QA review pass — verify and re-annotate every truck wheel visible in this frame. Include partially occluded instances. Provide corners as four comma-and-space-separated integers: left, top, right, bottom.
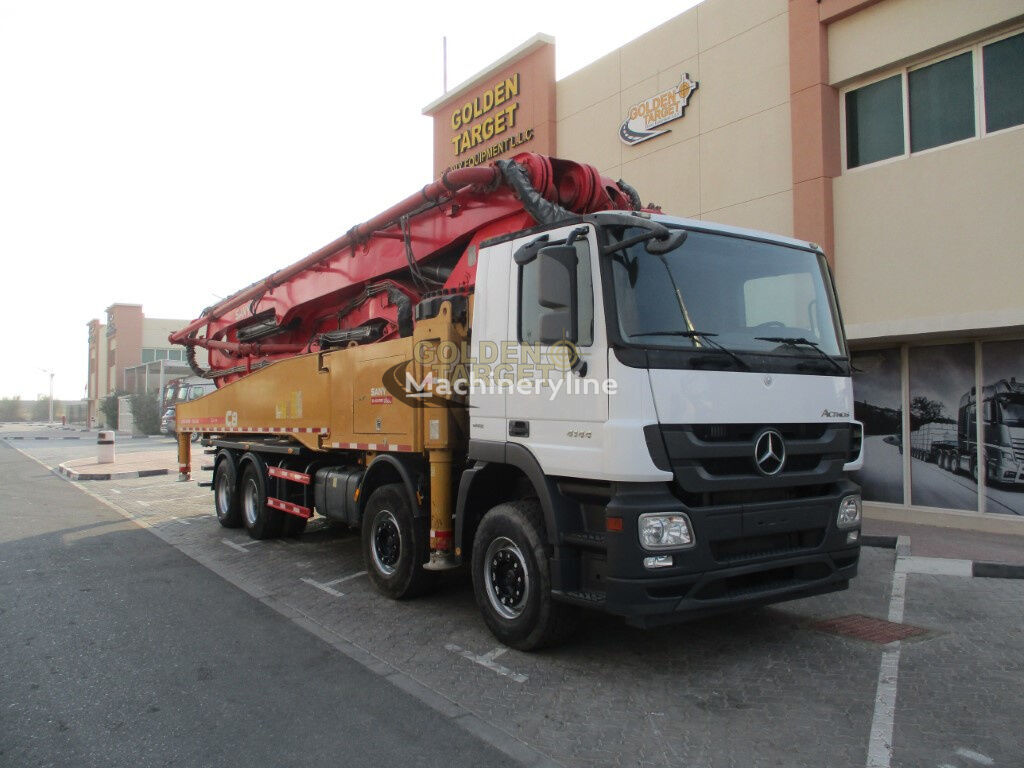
213, 457, 242, 528
970, 458, 978, 484
362, 483, 435, 599
240, 463, 283, 539
471, 500, 579, 651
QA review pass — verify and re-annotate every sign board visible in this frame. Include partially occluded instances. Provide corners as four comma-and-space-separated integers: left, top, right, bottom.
619, 74, 698, 146
424, 35, 555, 178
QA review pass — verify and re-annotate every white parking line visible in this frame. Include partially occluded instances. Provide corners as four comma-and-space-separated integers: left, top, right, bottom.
955, 747, 994, 765
895, 556, 973, 577
445, 643, 527, 684
300, 571, 366, 597
222, 539, 261, 553
866, 535, 910, 768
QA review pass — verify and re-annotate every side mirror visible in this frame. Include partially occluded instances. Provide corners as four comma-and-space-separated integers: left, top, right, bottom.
535, 245, 578, 343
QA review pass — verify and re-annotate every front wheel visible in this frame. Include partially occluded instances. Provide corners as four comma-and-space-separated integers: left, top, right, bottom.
471, 500, 579, 651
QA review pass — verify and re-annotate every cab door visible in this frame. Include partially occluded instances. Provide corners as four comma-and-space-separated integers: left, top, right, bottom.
504, 223, 609, 477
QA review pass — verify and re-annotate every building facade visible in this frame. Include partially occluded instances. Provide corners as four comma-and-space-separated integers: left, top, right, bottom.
424, 0, 1024, 531
85, 304, 204, 425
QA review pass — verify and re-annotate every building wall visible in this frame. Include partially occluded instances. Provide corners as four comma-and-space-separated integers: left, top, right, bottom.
555, 0, 794, 236
86, 319, 108, 426
828, 0, 1024, 86
835, 128, 1024, 339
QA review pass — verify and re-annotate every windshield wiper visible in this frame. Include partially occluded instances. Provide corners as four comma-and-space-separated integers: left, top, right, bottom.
641, 330, 751, 371
755, 336, 846, 374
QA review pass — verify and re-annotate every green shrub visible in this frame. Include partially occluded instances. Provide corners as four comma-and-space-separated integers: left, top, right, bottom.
129, 391, 162, 435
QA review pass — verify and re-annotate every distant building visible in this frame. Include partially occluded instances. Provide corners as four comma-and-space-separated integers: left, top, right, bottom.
86, 304, 207, 426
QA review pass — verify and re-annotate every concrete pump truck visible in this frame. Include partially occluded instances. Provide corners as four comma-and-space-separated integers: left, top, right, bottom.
171, 153, 865, 649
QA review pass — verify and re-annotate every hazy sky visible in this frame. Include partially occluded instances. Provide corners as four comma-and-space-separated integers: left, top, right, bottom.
1, 0, 697, 400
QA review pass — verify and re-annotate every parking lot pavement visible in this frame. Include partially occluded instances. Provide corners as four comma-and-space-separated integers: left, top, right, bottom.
6, 431, 1023, 768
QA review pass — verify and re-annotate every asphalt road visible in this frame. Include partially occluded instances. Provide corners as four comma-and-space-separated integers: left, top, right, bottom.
0, 442, 516, 768
4, 427, 1023, 768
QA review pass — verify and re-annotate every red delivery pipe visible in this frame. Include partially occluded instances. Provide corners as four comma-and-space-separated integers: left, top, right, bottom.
169, 164, 502, 345
195, 338, 307, 357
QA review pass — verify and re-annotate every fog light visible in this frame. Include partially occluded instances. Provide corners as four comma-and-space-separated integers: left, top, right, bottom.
846, 530, 859, 544
638, 512, 695, 550
837, 495, 862, 529
644, 555, 673, 569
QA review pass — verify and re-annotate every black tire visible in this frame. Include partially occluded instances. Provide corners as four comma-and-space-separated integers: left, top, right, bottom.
361, 483, 436, 599
213, 455, 242, 528
240, 463, 283, 539
471, 500, 579, 651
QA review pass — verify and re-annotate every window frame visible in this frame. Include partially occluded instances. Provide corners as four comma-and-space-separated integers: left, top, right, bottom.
840, 26, 1024, 174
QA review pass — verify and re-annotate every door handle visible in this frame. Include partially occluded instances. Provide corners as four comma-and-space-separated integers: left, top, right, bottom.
508, 420, 530, 437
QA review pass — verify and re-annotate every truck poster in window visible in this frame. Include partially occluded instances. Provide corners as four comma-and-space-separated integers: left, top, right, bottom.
851, 349, 903, 504
981, 340, 1024, 516
909, 344, 977, 511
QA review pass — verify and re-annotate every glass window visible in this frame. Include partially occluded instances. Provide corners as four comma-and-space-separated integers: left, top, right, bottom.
908, 344, 977, 511
981, 340, 1024, 515
851, 349, 904, 504
608, 228, 845, 357
845, 75, 904, 168
518, 237, 593, 346
909, 52, 975, 151
141, 348, 155, 363
984, 32, 1024, 133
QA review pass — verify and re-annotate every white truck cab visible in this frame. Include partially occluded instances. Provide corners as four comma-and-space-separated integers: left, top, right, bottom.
454, 211, 864, 639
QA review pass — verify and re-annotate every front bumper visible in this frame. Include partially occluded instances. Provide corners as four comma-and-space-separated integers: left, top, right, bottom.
562, 480, 860, 627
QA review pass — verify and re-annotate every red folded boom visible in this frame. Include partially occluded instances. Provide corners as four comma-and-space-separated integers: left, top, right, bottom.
169, 153, 641, 386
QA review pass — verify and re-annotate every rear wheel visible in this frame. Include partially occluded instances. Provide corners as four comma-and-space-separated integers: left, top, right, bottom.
471, 500, 579, 651
241, 463, 283, 539
213, 456, 242, 528
361, 483, 436, 599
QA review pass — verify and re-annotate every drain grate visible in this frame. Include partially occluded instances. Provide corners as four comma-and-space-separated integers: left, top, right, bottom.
810, 614, 929, 644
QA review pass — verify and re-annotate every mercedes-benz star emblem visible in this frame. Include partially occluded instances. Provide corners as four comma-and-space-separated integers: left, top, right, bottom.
754, 429, 786, 476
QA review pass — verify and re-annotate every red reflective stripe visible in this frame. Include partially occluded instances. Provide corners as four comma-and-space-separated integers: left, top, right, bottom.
267, 466, 311, 485
267, 497, 312, 519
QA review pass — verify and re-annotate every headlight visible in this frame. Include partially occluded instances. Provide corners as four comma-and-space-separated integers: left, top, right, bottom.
837, 495, 862, 529
638, 512, 695, 550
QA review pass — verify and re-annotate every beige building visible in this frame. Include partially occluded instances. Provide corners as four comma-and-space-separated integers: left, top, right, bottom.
425, 0, 1024, 531
86, 304, 206, 426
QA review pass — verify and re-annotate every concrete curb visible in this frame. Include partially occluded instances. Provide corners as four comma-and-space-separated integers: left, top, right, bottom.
971, 561, 1024, 579
57, 462, 169, 482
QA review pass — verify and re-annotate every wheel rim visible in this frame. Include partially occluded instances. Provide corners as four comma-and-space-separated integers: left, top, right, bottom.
215, 469, 231, 516
483, 536, 529, 620
371, 509, 402, 576
243, 477, 259, 527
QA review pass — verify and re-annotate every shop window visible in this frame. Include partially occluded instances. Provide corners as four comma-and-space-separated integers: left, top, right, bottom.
908, 344, 977, 511
845, 75, 905, 168
983, 32, 1024, 133
909, 52, 975, 151
851, 349, 903, 504
980, 340, 1024, 515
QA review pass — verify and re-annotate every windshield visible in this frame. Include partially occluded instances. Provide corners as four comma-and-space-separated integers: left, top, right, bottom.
606, 226, 846, 360
996, 395, 1024, 427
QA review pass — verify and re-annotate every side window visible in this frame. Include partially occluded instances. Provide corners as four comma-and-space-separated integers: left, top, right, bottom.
518, 237, 594, 346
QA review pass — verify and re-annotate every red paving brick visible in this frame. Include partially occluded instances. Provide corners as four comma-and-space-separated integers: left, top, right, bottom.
810, 614, 929, 644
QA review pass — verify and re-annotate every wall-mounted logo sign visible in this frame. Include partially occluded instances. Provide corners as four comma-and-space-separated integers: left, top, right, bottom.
619, 73, 698, 146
